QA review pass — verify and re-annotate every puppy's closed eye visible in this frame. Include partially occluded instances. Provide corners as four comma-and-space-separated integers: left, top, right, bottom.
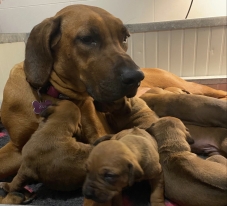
103, 173, 119, 184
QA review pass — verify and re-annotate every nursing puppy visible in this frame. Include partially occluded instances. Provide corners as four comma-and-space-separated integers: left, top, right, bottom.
83, 127, 165, 206
147, 117, 227, 206
0, 100, 92, 204
184, 123, 227, 158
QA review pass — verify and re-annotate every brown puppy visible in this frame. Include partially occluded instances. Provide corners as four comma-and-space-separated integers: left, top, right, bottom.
0, 100, 92, 204
147, 117, 227, 206
184, 123, 227, 158
0, 5, 148, 180
83, 127, 165, 206
141, 93, 227, 128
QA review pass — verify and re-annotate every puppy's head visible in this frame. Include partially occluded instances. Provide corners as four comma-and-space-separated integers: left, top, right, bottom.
40, 100, 82, 135
83, 140, 143, 203
147, 117, 194, 146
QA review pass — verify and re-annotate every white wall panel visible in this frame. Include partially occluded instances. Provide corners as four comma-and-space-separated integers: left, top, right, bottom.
182, 29, 197, 77
169, 30, 183, 76
131, 33, 144, 68
220, 27, 227, 75
157, 31, 170, 71
144, 32, 158, 68
194, 28, 210, 76
129, 26, 226, 78
208, 26, 225, 75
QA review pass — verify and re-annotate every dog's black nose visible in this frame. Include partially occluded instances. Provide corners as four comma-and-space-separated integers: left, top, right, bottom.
121, 70, 144, 85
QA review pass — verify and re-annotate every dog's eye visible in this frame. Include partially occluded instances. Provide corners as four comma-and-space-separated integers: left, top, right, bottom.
80, 36, 97, 46
123, 36, 128, 44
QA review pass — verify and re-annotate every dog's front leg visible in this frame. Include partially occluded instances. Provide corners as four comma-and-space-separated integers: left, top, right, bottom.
149, 171, 165, 206
0, 163, 36, 204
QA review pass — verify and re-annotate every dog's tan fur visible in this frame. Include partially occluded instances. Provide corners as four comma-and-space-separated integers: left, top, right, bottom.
140, 68, 227, 98
140, 93, 227, 128
147, 117, 227, 206
83, 127, 164, 206
0, 100, 93, 204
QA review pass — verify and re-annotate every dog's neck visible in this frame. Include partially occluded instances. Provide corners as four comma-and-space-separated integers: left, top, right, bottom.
156, 132, 191, 156
49, 71, 90, 101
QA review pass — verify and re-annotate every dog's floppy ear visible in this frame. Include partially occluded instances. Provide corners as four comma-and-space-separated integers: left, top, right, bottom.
185, 128, 194, 145
128, 160, 144, 186
24, 16, 62, 88
93, 134, 114, 146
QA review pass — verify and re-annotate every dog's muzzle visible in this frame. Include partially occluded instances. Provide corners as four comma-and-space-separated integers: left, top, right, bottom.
121, 69, 144, 86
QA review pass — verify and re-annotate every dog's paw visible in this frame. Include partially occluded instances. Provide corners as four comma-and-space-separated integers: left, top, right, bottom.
0, 187, 7, 201
1, 192, 25, 204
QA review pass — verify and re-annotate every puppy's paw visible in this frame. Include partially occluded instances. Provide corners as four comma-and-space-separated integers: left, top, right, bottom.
1, 192, 25, 204
0, 187, 7, 202
40, 104, 57, 118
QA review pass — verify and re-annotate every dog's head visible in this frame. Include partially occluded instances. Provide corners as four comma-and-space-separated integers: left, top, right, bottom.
24, 5, 143, 102
147, 117, 194, 147
83, 139, 143, 203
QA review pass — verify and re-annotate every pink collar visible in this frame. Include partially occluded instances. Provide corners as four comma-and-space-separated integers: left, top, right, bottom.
46, 85, 69, 99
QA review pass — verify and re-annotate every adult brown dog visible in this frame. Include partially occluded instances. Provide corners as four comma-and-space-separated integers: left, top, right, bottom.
147, 117, 227, 206
0, 100, 92, 204
83, 127, 164, 206
0, 4, 158, 180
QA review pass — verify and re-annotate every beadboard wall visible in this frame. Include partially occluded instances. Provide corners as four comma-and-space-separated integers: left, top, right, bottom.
127, 26, 226, 78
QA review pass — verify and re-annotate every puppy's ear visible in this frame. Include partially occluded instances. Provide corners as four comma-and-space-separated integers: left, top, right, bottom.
93, 134, 114, 146
185, 128, 194, 145
128, 161, 144, 186
146, 123, 155, 136
24, 16, 62, 88
74, 123, 83, 138
186, 135, 194, 145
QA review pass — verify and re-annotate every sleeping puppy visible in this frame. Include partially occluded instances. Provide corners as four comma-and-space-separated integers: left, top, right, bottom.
147, 117, 227, 206
0, 100, 92, 204
83, 127, 165, 206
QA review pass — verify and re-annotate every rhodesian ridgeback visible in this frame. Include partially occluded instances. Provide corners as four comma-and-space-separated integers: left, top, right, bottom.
83, 127, 164, 206
147, 117, 227, 206
0, 4, 154, 181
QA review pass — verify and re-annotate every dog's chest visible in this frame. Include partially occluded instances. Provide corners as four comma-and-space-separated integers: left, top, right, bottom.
78, 100, 114, 143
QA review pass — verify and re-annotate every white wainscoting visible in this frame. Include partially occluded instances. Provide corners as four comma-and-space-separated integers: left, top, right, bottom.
127, 26, 227, 78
